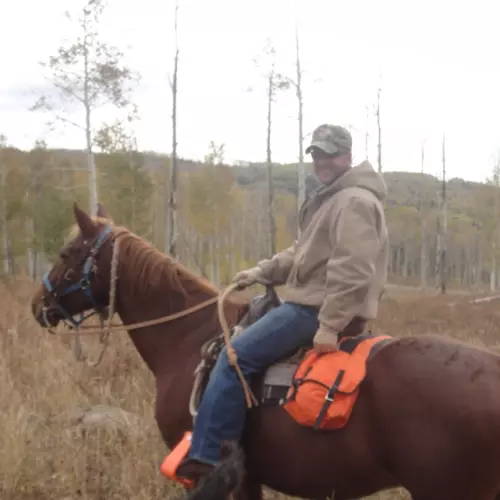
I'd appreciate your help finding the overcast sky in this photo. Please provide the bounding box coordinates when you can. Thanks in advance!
[1,0,499,183]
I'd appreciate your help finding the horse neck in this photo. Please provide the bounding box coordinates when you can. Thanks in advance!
[110,238,241,376]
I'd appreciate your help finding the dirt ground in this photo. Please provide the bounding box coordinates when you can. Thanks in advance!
[1,279,499,499]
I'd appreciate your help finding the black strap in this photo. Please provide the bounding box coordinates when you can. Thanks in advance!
[313,369,345,430]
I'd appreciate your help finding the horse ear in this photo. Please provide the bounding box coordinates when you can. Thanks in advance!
[96,202,109,219]
[73,202,96,237]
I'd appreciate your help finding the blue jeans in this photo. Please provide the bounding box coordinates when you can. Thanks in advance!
[188,301,319,465]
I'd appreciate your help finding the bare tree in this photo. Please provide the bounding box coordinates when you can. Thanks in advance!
[0,134,11,276]
[294,23,305,217]
[255,39,290,256]
[31,0,137,216]
[25,140,48,281]
[204,141,226,286]
[490,152,500,291]
[419,139,427,289]
[166,0,179,257]
[376,85,382,174]
[435,134,447,293]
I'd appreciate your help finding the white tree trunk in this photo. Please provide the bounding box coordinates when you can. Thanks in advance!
[420,140,427,289]
[0,163,10,276]
[165,1,179,257]
[83,9,98,216]
[295,24,305,219]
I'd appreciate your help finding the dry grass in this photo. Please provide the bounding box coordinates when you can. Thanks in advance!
[1,278,500,499]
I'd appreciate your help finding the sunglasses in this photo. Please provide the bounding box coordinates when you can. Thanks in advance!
[309,148,343,160]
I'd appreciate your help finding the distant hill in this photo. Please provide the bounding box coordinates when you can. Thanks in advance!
[5,145,491,218]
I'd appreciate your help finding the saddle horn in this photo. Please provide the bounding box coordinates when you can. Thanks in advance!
[264,285,281,307]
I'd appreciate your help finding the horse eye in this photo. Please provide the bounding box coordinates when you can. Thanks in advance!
[60,249,70,260]
[64,269,75,280]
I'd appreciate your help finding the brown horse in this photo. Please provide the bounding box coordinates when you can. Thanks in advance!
[31,203,500,500]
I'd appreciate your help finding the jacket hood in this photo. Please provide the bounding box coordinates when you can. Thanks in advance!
[317,160,388,201]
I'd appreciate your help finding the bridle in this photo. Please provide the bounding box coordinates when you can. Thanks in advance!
[42,224,113,330]
[39,222,221,340]
[38,222,256,404]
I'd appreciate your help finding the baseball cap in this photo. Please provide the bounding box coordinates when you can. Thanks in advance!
[305,124,352,155]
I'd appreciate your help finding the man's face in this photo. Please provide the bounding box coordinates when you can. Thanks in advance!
[310,147,351,185]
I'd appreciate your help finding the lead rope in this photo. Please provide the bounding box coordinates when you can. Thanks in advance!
[59,296,219,336]
[217,282,259,408]
[50,233,258,410]
[75,233,122,367]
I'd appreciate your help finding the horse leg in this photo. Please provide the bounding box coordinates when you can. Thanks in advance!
[412,497,489,500]
[412,491,499,500]
[234,475,262,500]
[408,473,500,500]
[412,496,446,500]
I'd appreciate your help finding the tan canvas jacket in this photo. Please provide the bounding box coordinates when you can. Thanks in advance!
[256,161,389,344]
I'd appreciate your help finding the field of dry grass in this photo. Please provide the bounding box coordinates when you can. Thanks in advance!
[1,278,500,499]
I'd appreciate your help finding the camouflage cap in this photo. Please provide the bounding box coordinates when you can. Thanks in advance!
[305,124,352,155]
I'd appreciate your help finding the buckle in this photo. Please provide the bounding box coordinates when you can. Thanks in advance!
[325,392,335,403]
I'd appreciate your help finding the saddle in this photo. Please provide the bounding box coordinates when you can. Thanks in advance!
[188,285,288,417]
[189,286,390,417]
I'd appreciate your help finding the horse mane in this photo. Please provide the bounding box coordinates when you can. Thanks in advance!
[67,219,249,316]
[116,229,221,301]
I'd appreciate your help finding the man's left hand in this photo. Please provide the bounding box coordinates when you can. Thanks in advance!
[313,326,339,354]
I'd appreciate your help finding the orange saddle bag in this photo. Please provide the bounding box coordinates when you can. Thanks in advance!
[283,335,391,430]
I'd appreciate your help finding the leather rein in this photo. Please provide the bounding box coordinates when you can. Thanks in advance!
[40,226,257,406]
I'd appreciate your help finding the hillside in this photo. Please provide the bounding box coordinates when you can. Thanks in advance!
[21,146,488,209]
[0,144,497,291]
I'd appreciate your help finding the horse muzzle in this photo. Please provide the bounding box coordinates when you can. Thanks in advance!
[34,304,61,330]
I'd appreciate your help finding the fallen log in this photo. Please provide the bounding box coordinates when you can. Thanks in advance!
[469,294,500,304]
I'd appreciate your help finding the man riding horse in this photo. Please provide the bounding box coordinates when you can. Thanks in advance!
[176,123,389,483]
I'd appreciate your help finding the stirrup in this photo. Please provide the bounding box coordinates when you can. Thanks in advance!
[160,431,194,489]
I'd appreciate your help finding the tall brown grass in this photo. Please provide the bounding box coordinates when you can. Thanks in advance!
[1,279,499,499]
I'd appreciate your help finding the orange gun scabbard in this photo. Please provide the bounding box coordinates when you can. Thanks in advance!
[160,431,194,489]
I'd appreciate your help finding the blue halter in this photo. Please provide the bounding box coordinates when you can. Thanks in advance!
[42,225,113,329]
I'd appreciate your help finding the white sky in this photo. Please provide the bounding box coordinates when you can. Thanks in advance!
[1,0,499,183]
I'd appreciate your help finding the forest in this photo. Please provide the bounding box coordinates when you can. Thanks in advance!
[0,138,499,293]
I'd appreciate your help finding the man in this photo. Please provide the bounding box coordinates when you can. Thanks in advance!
[177,123,389,482]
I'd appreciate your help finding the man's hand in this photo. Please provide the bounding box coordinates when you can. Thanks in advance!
[313,326,339,354]
[231,266,265,288]
[313,341,338,354]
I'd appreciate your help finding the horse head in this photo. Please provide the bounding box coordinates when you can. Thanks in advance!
[31,202,116,330]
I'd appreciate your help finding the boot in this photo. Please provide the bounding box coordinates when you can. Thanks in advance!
[176,457,217,485]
